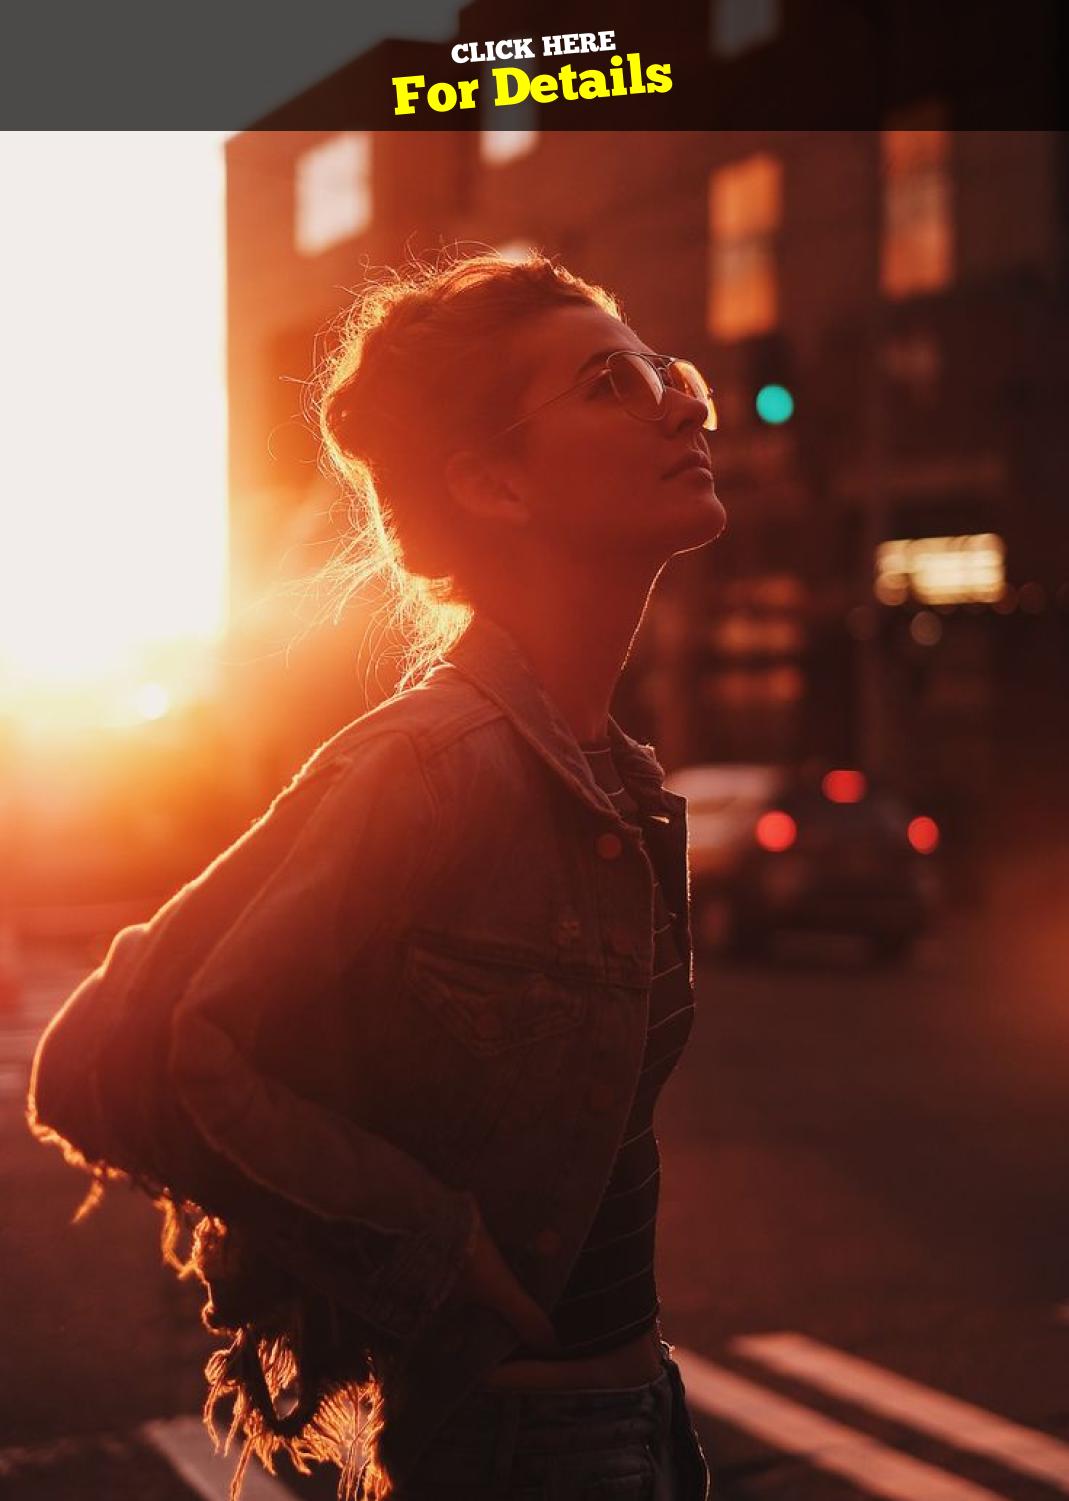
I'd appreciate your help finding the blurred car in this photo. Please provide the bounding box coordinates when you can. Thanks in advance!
[664,762,943,964]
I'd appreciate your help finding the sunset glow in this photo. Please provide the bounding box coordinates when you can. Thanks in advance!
[0,133,228,723]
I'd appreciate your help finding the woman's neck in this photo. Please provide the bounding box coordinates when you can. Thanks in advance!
[474,562,662,746]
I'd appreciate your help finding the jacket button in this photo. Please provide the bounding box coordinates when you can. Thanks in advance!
[588,1081,615,1112]
[595,832,624,860]
[532,1227,562,1257]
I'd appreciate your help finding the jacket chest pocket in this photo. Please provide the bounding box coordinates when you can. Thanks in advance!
[402,935,587,1058]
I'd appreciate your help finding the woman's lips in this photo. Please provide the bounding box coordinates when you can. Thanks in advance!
[664,452,713,478]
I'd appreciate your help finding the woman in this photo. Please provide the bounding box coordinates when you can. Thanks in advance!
[27,251,724,1500]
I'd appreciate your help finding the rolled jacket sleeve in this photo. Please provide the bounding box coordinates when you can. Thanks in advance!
[28,920,155,1173]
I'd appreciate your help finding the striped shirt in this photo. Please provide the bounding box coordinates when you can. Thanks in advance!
[503,737,695,1361]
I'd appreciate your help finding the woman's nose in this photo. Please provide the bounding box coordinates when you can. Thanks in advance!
[661,384,710,433]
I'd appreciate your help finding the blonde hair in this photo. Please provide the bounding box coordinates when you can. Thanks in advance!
[307,248,622,692]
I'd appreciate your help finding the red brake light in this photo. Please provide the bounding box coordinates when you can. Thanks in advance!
[908,815,939,853]
[822,769,867,803]
[756,810,797,852]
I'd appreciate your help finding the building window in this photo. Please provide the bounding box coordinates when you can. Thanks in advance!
[707,153,782,341]
[294,133,371,257]
[480,63,539,164]
[710,0,781,57]
[880,130,953,298]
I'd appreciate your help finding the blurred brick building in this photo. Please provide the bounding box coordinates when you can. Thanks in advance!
[224,5,1067,851]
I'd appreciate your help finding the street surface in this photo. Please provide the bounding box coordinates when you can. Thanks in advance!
[2,859,1067,1499]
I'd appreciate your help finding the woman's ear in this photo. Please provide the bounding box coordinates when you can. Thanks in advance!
[444,449,529,529]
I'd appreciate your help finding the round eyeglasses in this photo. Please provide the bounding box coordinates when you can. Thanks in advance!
[483,349,718,445]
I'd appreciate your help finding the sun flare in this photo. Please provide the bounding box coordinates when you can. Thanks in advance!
[0,132,229,723]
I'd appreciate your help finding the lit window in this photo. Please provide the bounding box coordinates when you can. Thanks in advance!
[707,154,782,340]
[880,130,953,297]
[294,133,372,257]
[875,534,1005,606]
[710,0,781,57]
[480,63,539,164]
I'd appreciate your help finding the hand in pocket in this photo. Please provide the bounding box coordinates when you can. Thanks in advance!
[456,1203,561,1354]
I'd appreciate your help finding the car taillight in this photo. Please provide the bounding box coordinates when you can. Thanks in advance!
[907,815,940,854]
[822,769,867,803]
[755,810,797,852]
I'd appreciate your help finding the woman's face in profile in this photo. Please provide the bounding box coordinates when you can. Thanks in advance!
[499,303,727,565]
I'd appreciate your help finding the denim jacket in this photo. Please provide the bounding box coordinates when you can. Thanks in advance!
[27,612,692,1492]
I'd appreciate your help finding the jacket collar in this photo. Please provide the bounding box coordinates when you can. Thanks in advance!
[438,613,681,826]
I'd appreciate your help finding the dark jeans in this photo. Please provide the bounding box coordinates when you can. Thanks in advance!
[370,1341,710,1500]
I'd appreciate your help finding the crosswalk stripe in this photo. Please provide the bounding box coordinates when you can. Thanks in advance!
[139,1416,296,1500]
[733,1333,1069,1492]
[672,1348,1008,1501]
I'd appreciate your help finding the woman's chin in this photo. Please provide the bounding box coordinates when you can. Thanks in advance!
[674,488,727,547]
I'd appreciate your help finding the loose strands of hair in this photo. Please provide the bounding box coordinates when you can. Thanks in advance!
[25,1087,392,1500]
[287,246,621,699]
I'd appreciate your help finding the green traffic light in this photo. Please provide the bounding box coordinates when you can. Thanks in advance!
[756,383,795,424]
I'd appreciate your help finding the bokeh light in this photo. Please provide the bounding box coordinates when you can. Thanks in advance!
[755,382,795,424]
[755,810,798,852]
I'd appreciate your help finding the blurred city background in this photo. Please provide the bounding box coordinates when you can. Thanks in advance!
[2,3,1069,1497]
[6,118,1069,949]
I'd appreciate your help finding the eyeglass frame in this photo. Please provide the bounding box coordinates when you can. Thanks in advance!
[478,349,717,447]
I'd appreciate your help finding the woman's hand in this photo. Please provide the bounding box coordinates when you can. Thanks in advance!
[456,1204,562,1355]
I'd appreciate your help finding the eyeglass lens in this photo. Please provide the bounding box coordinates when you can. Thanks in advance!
[609,353,717,431]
